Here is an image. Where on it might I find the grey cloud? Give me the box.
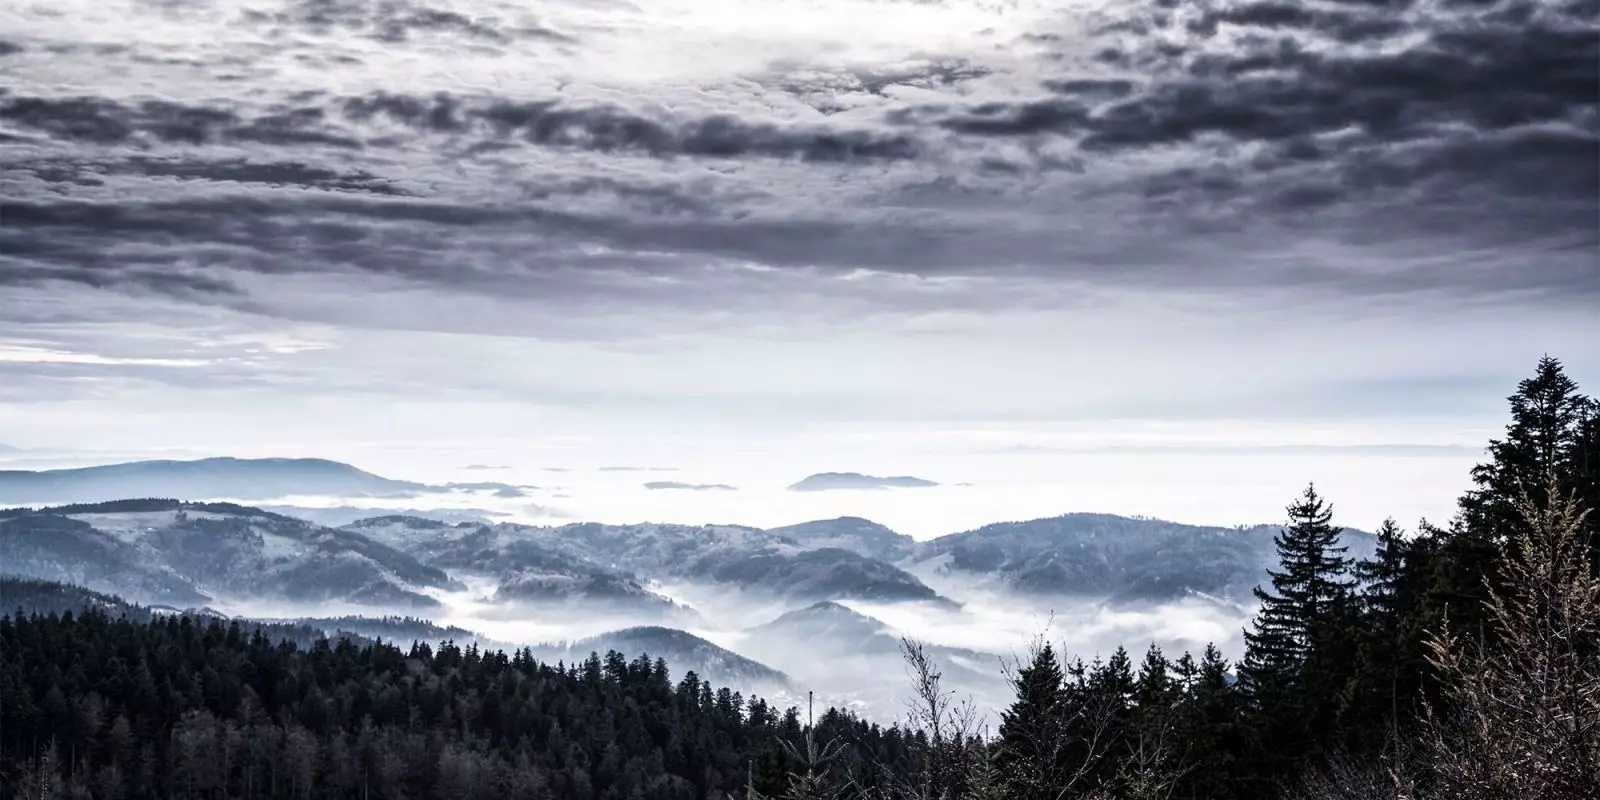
[0,95,360,148]
[0,0,1593,336]
[240,0,570,45]
[935,0,1598,231]
[8,156,413,195]
[344,91,921,162]
[442,482,529,498]
[2,89,918,165]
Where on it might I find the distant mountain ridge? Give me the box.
[767,517,917,562]
[0,457,528,505]
[787,472,939,491]
[0,457,430,504]
[346,517,951,610]
[0,499,458,608]
[905,512,1378,602]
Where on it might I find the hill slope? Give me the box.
[0,500,458,608]
[909,513,1377,602]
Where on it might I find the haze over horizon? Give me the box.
[3,0,1596,536]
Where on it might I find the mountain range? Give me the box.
[0,457,527,505]
[900,513,1377,604]
[0,455,1380,615]
[0,456,1387,724]
[0,499,458,608]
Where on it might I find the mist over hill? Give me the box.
[535,626,791,692]
[2,490,1385,725]
[906,513,1377,603]
[0,499,457,609]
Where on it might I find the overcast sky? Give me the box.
[1,0,1595,534]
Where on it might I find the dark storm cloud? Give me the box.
[2,0,1594,327]
[3,180,1595,312]
[1,90,918,164]
[343,91,921,162]
[7,156,412,195]
[940,1,1596,151]
[240,0,571,45]
[0,256,241,298]
[0,96,360,148]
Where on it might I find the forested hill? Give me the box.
[0,576,363,651]
[0,609,918,799]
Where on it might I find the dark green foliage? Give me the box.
[1443,356,1599,639]
[994,642,1068,799]
[1236,485,1354,788]
[0,610,916,800]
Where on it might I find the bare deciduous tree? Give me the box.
[895,637,984,800]
[1291,751,1419,800]
[1423,475,1600,799]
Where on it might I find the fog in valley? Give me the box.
[0,455,1303,725]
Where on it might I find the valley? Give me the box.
[0,466,1373,723]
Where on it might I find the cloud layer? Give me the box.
[3,0,1593,322]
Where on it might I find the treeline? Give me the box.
[2,358,1597,799]
[0,499,298,521]
[0,576,364,652]
[0,610,925,799]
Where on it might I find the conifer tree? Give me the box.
[1462,356,1590,542]
[1342,518,1432,761]
[1239,484,1354,787]
[995,641,1068,800]
[1174,644,1244,800]
[1124,644,1185,799]
[1436,356,1597,657]
[1241,485,1353,687]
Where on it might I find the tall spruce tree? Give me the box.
[1435,357,1597,651]
[1238,484,1354,788]
[1461,355,1590,545]
[996,642,1069,800]
[1241,485,1353,685]
[1173,643,1245,800]
[1341,517,1437,762]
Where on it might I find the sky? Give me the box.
[1,0,1596,537]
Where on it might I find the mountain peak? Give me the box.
[786,472,938,492]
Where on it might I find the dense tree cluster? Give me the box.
[2,357,1596,799]
[957,357,1600,799]
[0,610,923,799]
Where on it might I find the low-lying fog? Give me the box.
[11,423,1475,538]
[212,573,1254,726]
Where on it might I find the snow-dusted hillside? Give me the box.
[0,500,458,608]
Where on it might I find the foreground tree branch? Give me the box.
[1423,474,1600,799]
